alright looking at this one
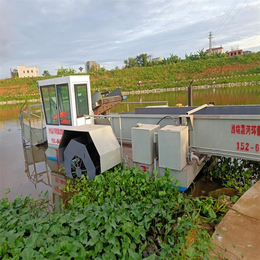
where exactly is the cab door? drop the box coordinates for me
[41,83,73,147]
[56,84,72,126]
[74,84,92,126]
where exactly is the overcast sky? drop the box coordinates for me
[0,0,259,79]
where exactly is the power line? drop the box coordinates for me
[238,43,260,49]
[217,37,259,45]
[214,0,240,35]
[215,0,249,36]
[214,39,260,50]
[224,38,260,45]
[224,40,260,47]
[213,34,260,51]
[223,40,260,51]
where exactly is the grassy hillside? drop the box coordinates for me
[89,52,260,91]
[0,53,259,102]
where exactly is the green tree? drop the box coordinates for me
[185,52,200,61]
[124,53,151,68]
[56,67,76,76]
[99,67,106,72]
[162,54,181,64]
[42,70,51,77]
[197,49,207,60]
[90,65,96,72]
[123,57,136,68]
[11,69,18,78]
[129,57,136,68]
[123,59,129,68]
[136,53,148,67]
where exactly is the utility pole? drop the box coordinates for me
[208,32,213,53]
[188,80,193,107]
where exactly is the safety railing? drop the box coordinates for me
[119,100,169,111]
[20,104,46,145]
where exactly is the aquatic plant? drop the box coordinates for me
[0,167,224,259]
[207,157,260,196]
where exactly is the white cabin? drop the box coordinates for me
[38,76,94,147]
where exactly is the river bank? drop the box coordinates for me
[0,98,41,105]
[121,80,260,95]
[0,80,259,105]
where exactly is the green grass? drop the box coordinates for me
[89,53,260,90]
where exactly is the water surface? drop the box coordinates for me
[113,85,260,112]
[0,119,52,200]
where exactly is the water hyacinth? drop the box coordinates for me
[1,166,234,259]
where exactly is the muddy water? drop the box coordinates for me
[0,85,259,200]
[112,84,260,113]
[0,119,52,201]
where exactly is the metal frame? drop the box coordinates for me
[56,83,73,126]
[74,83,89,118]
[20,104,46,145]
[120,100,169,112]
[40,84,59,126]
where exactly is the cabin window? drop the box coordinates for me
[56,84,72,125]
[41,85,58,125]
[74,84,89,118]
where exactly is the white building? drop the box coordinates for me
[17,65,39,78]
[152,57,163,62]
[206,47,224,54]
